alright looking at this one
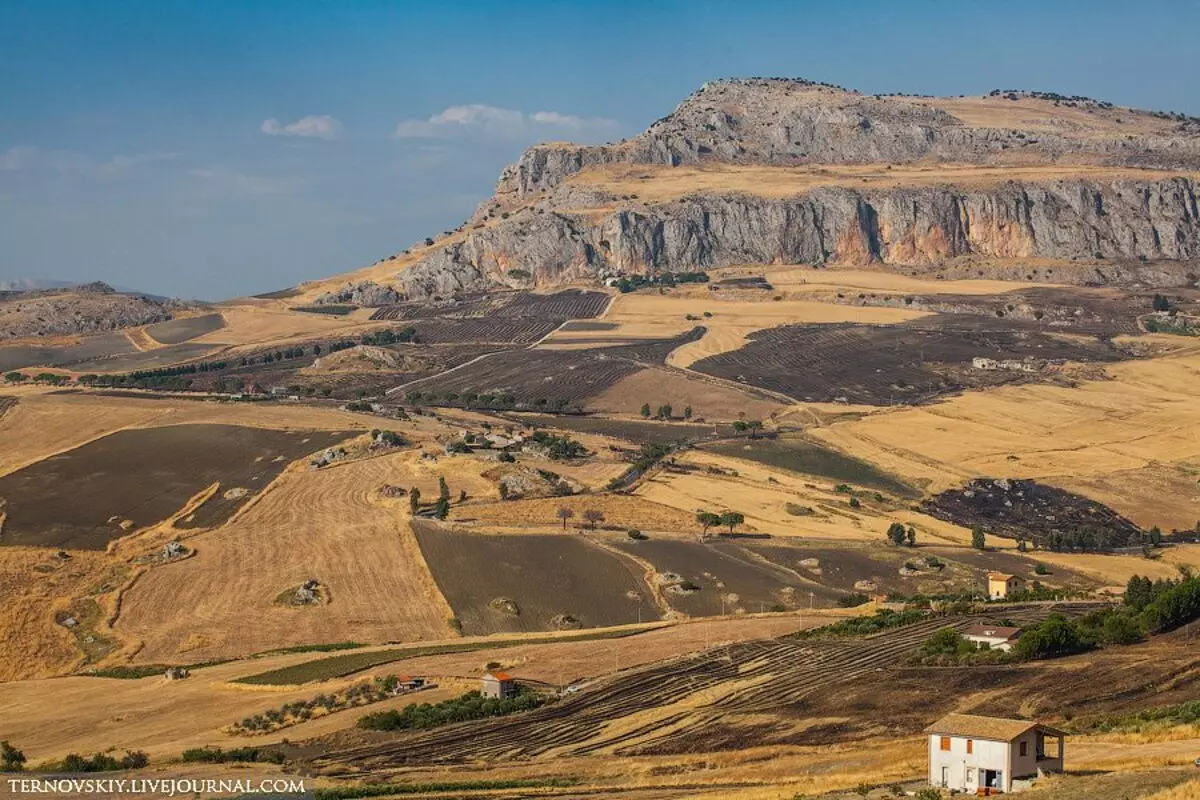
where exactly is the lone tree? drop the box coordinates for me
[582,509,606,530]
[556,507,575,530]
[640,403,652,418]
[697,511,721,537]
[0,741,25,772]
[433,498,450,520]
[683,405,693,420]
[719,511,745,535]
[409,487,421,515]
[656,404,672,420]
[972,526,987,550]
[1153,293,1171,312]
[887,522,907,546]
[906,526,917,547]
[438,476,450,502]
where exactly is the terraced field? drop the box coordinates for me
[307,603,1097,770]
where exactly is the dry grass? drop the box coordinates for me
[634,450,968,544]
[450,493,699,533]
[115,450,457,663]
[587,367,785,420]
[563,162,1197,205]
[537,291,928,367]
[814,344,1200,534]
[1,660,465,762]
[0,391,390,479]
[1140,777,1200,800]
[194,303,381,348]
[1024,551,1190,584]
[761,264,1057,295]
[0,548,117,681]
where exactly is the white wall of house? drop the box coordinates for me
[965,634,1015,652]
[928,734,1011,792]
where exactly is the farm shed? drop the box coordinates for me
[988,572,1025,600]
[481,671,517,699]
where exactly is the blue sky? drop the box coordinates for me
[2,0,1198,299]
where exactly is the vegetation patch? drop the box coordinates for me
[358,687,549,732]
[291,305,357,316]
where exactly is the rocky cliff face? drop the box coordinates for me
[493,79,1200,199]
[394,78,1200,299]
[400,176,1200,298]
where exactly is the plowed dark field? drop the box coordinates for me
[413,522,660,635]
[405,329,703,408]
[0,424,348,549]
[690,318,1124,405]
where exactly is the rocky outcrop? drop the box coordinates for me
[314,280,401,307]
[495,79,1200,198]
[0,284,180,339]
[399,176,1200,298]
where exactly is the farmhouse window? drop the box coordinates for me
[940,736,951,751]
[966,739,973,754]
[1020,741,1028,757]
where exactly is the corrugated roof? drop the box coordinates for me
[483,671,513,681]
[963,625,1021,640]
[926,713,1063,741]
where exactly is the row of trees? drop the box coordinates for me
[696,510,745,536]
[555,507,606,530]
[358,688,547,732]
[639,403,693,420]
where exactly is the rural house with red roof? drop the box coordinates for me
[481,671,517,699]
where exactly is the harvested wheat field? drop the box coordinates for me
[0,391,385,478]
[194,303,381,348]
[761,265,1055,295]
[0,660,465,762]
[587,367,786,420]
[814,345,1200,529]
[635,450,970,544]
[545,291,928,366]
[116,450,456,663]
[0,547,119,681]
[449,493,698,533]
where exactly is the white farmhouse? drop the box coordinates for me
[927,713,1064,794]
[963,624,1022,652]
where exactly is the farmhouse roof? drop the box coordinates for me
[926,713,1064,742]
[987,572,1024,581]
[484,671,513,681]
[963,625,1021,640]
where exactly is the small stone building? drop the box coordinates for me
[988,572,1025,600]
[927,713,1064,794]
[480,671,517,699]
